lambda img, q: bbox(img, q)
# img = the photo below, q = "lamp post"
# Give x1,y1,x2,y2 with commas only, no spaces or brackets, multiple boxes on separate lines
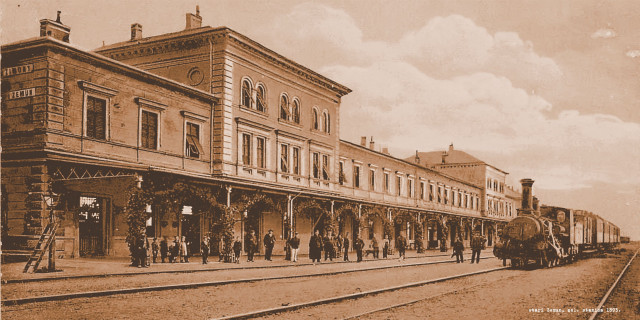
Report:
42,190,59,272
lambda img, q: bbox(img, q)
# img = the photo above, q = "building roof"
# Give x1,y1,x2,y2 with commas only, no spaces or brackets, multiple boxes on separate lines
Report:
94,26,352,97
405,144,508,175
2,36,219,104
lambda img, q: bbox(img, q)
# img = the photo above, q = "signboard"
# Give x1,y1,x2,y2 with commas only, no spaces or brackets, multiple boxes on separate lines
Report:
8,88,36,100
2,64,34,76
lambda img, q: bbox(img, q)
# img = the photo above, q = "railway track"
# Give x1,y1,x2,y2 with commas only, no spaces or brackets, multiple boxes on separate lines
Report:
214,266,510,320
587,248,639,320
1,256,494,306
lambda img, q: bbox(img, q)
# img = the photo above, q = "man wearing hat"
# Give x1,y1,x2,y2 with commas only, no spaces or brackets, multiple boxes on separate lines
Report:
264,229,276,261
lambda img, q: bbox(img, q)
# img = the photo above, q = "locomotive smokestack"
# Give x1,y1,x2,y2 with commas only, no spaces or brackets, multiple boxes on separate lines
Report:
519,178,535,215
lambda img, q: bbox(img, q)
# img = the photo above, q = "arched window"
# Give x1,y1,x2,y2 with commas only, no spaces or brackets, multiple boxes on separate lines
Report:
256,84,266,112
312,108,319,130
322,110,330,133
241,79,252,108
292,99,300,124
280,94,290,120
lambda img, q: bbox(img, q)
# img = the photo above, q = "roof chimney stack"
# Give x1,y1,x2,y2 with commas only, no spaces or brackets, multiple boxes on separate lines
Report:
415,150,421,164
369,136,375,150
40,11,70,42
186,5,202,29
131,23,142,40
382,147,389,155
449,143,454,152
360,136,367,147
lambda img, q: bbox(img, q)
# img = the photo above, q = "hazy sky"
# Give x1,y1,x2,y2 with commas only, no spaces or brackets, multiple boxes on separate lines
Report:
2,0,639,239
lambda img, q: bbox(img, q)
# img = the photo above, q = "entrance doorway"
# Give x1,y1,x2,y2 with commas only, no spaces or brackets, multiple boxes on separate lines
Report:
181,213,200,256
78,196,108,256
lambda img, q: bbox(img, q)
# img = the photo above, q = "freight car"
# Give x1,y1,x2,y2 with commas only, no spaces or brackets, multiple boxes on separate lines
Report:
494,178,620,268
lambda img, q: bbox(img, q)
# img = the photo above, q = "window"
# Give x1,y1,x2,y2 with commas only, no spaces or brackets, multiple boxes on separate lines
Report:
429,184,434,201
292,147,300,175
280,94,290,120
313,152,320,179
280,144,289,173
256,137,265,168
186,122,203,158
312,108,319,130
241,79,252,108
397,176,402,196
408,179,414,198
339,162,345,185
384,172,390,192
370,169,375,190
242,134,251,165
322,155,329,180
420,182,425,200
86,96,107,139
292,99,300,124
141,110,158,149
322,110,330,133
438,186,442,203
445,189,449,204
354,165,361,188
458,191,463,207
256,84,266,112
465,194,469,208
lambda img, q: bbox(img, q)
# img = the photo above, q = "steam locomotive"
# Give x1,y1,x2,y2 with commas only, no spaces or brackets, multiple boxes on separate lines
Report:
494,179,620,268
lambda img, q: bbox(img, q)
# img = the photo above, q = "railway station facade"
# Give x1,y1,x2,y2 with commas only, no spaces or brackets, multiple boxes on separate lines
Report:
1,10,520,259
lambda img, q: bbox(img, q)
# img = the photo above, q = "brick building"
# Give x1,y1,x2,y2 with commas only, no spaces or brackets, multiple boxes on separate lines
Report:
2,10,516,259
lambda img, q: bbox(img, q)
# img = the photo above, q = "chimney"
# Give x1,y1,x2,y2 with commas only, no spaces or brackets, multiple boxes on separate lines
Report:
519,178,535,215
131,23,142,41
382,147,390,155
449,143,454,152
414,150,420,164
441,151,448,164
360,136,367,147
369,136,375,150
186,5,202,29
40,11,70,42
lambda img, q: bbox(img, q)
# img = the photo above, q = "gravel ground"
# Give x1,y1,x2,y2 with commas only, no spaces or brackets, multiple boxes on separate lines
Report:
2,254,488,300
599,247,640,320
1,258,503,319
352,244,639,320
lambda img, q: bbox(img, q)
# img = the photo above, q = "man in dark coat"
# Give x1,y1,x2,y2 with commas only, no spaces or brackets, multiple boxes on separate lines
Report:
160,236,168,263
470,232,486,264
201,237,209,264
263,229,276,261
354,234,365,262
343,232,350,261
396,232,407,261
323,231,334,261
245,230,257,262
289,232,301,262
452,237,464,263
309,229,323,263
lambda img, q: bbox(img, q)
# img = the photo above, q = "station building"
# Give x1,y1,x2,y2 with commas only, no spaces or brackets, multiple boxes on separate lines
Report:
1,10,518,259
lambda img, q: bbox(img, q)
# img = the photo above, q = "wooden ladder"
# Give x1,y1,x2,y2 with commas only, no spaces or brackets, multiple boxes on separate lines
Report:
23,221,59,273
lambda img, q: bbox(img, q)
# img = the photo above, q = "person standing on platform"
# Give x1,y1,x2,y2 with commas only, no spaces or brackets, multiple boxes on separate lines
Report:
471,232,486,264
371,234,380,259
201,237,209,264
396,232,407,261
160,236,168,263
354,234,365,262
180,236,189,263
336,233,343,258
263,229,276,261
233,236,242,263
151,238,159,264
324,230,334,261
343,232,350,261
289,232,300,262
382,235,390,259
309,229,323,263
452,237,464,263
246,230,257,262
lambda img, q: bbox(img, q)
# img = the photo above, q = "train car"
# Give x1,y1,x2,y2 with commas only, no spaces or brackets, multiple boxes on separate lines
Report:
620,236,630,243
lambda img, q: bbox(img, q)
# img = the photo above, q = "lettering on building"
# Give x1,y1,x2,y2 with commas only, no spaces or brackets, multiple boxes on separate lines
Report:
2,64,34,76
8,88,36,100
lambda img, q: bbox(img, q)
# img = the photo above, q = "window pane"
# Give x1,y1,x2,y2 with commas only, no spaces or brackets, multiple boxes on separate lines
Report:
242,134,251,165
257,138,265,168
256,86,266,112
141,110,158,149
281,145,289,173
322,155,329,180
313,153,319,178
87,96,106,139
293,147,300,175
242,80,251,108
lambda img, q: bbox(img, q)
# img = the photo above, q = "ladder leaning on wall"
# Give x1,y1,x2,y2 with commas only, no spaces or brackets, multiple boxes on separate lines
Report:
23,221,59,273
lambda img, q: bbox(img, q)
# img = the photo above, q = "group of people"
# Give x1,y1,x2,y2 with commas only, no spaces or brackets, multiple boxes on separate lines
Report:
131,235,190,267
451,231,487,264
308,230,348,263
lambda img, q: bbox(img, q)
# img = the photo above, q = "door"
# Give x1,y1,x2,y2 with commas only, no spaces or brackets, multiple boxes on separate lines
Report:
181,213,200,256
78,196,105,256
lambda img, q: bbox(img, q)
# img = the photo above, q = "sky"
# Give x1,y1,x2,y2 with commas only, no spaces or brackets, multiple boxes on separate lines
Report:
2,0,639,239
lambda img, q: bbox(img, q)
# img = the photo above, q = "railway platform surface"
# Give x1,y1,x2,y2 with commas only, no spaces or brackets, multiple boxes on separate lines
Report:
1,248,495,283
